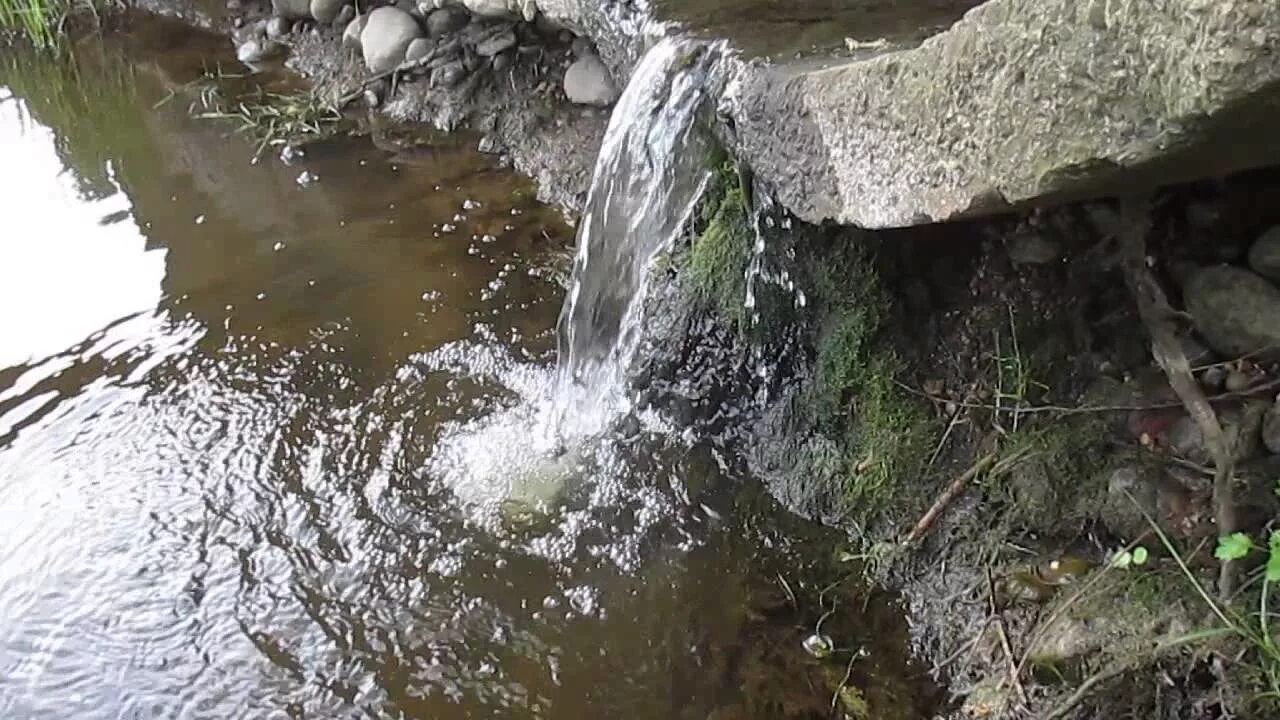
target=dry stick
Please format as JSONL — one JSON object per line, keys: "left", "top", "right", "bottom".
{"left": 1116, "top": 195, "right": 1238, "bottom": 599}
{"left": 903, "top": 452, "right": 997, "bottom": 546}
{"left": 895, "top": 377, "right": 1280, "bottom": 416}
{"left": 337, "top": 38, "right": 464, "bottom": 106}
{"left": 1040, "top": 657, "right": 1136, "bottom": 720}
{"left": 987, "top": 569, "right": 1030, "bottom": 711}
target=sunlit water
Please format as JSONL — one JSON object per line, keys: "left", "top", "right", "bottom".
{"left": 0, "top": 20, "right": 936, "bottom": 720}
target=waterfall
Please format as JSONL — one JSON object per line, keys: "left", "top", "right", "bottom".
{"left": 552, "top": 37, "right": 719, "bottom": 437}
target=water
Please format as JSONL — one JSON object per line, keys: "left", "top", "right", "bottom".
{"left": 554, "top": 38, "right": 719, "bottom": 437}
{"left": 0, "top": 19, "right": 938, "bottom": 720}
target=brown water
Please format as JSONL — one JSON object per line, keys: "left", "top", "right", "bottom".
{"left": 0, "top": 20, "right": 937, "bottom": 720}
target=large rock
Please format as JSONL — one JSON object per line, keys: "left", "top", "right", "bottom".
{"left": 564, "top": 51, "right": 619, "bottom": 106}
{"left": 361, "top": 6, "right": 424, "bottom": 73}
{"left": 1183, "top": 265, "right": 1280, "bottom": 359}
{"left": 1249, "top": 226, "right": 1280, "bottom": 283}
{"left": 271, "top": 0, "right": 310, "bottom": 19}
{"left": 730, "top": 0, "right": 1280, "bottom": 228}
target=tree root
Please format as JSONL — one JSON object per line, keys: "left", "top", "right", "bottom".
{"left": 1117, "top": 195, "right": 1238, "bottom": 599}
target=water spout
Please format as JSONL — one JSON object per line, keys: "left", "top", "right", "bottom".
{"left": 552, "top": 37, "right": 720, "bottom": 438}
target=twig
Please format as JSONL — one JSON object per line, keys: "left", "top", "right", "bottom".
{"left": 830, "top": 651, "right": 860, "bottom": 713}
{"left": 338, "top": 38, "right": 464, "bottom": 105}
{"left": 903, "top": 452, "right": 997, "bottom": 546}
{"left": 1117, "top": 195, "right": 1237, "bottom": 599}
{"left": 927, "top": 407, "right": 966, "bottom": 469}
{"left": 894, "top": 377, "right": 1280, "bottom": 416}
{"left": 930, "top": 616, "right": 994, "bottom": 675}
{"left": 1041, "top": 657, "right": 1136, "bottom": 720}
{"left": 987, "top": 569, "right": 1030, "bottom": 710}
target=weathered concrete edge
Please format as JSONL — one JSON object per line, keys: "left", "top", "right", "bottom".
{"left": 731, "top": 0, "right": 1280, "bottom": 229}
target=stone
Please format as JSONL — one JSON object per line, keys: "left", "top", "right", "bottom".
{"left": 1167, "top": 400, "right": 1269, "bottom": 466}
{"left": 309, "top": 0, "right": 344, "bottom": 24}
{"left": 431, "top": 60, "right": 467, "bottom": 88}
{"left": 730, "top": 0, "right": 1280, "bottom": 228}
{"left": 563, "top": 51, "right": 617, "bottom": 106}
{"left": 1248, "top": 226, "right": 1280, "bottom": 283}
{"left": 404, "top": 37, "right": 433, "bottom": 63}
{"left": 265, "top": 15, "right": 290, "bottom": 38}
{"left": 361, "top": 6, "right": 425, "bottom": 73}
{"left": 332, "top": 2, "right": 355, "bottom": 28}
{"left": 271, "top": 0, "right": 310, "bottom": 19}
{"left": 425, "top": 6, "right": 470, "bottom": 36}
{"left": 236, "top": 38, "right": 284, "bottom": 64}
{"left": 476, "top": 28, "right": 516, "bottom": 56}
{"left": 341, "top": 13, "right": 366, "bottom": 50}
{"left": 1184, "top": 265, "right": 1280, "bottom": 359}
{"left": 1101, "top": 466, "right": 1159, "bottom": 540}
{"left": 1264, "top": 399, "right": 1280, "bottom": 455}
{"left": 463, "top": 0, "right": 514, "bottom": 17}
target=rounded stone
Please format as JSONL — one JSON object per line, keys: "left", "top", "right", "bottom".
{"left": 404, "top": 37, "right": 433, "bottom": 63}
{"left": 1184, "top": 265, "right": 1280, "bottom": 359}
{"left": 342, "top": 12, "right": 367, "bottom": 50}
{"left": 1248, "top": 225, "right": 1280, "bottom": 283}
{"left": 476, "top": 28, "right": 516, "bottom": 57}
{"left": 265, "top": 15, "right": 290, "bottom": 38}
{"left": 563, "top": 52, "right": 618, "bottom": 107}
{"left": 361, "top": 6, "right": 425, "bottom": 73}
{"left": 332, "top": 3, "right": 355, "bottom": 27}
{"left": 309, "top": 0, "right": 344, "bottom": 23}
{"left": 425, "top": 6, "right": 470, "bottom": 36}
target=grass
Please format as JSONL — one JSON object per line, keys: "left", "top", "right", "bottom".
{"left": 0, "top": 0, "right": 106, "bottom": 48}
{"left": 165, "top": 69, "right": 344, "bottom": 159}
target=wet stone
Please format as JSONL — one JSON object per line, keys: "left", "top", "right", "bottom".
{"left": 432, "top": 60, "right": 467, "bottom": 87}
{"left": 342, "top": 13, "right": 366, "bottom": 50}
{"left": 361, "top": 6, "right": 425, "bottom": 73}
{"left": 1183, "top": 265, "right": 1280, "bottom": 359}
{"left": 404, "top": 37, "right": 433, "bottom": 63}
{"left": 563, "top": 51, "right": 618, "bottom": 106}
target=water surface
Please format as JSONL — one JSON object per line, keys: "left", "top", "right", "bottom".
{"left": 0, "top": 21, "right": 936, "bottom": 720}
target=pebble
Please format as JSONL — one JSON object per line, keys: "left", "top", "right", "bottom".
{"left": 332, "top": 3, "right": 355, "bottom": 28}
{"left": 1183, "top": 265, "right": 1280, "bottom": 359}
{"left": 563, "top": 51, "right": 619, "bottom": 106}
{"left": 309, "top": 0, "right": 344, "bottom": 24}
{"left": 404, "top": 37, "right": 433, "bottom": 63}
{"left": 361, "top": 6, "right": 424, "bottom": 73}
{"left": 266, "top": 15, "right": 290, "bottom": 38}
{"left": 342, "top": 13, "right": 367, "bottom": 50}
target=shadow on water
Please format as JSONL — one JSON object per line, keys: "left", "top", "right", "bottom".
{"left": 0, "top": 15, "right": 941, "bottom": 720}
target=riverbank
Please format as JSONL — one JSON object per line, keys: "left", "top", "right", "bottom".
{"left": 13, "top": 1, "right": 1280, "bottom": 718}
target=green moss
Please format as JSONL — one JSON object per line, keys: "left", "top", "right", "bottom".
{"left": 686, "top": 167, "right": 752, "bottom": 331}
{"left": 807, "top": 245, "right": 932, "bottom": 525}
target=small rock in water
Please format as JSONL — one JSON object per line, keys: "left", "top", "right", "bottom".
{"left": 563, "top": 51, "right": 618, "bottom": 106}
{"left": 265, "top": 15, "right": 290, "bottom": 38}
{"left": 404, "top": 37, "right": 433, "bottom": 63}
{"left": 342, "top": 13, "right": 367, "bottom": 51}
{"left": 361, "top": 6, "right": 425, "bottom": 73}
{"left": 237, "top": 38, "right": 284, "bottom": 64}
{"left": 296, "top": 170, "right": 319, "bottom": 186}
{"left": 309, "top": 0, "right": 344, "bottom": 24}
{"left": 332, "top": 2, "right": 355, "bottom": 28}
{"left": 1248, "top": 225, "right": 1280, "bottom": 283}
{"left": 1183, "top": 265, "right": 1280, "bottom": 359}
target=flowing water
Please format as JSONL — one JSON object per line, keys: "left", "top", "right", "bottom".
{"left": 0, "top": 19, "right": 939, "bottom": 720}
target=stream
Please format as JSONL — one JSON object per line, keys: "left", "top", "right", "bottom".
{"left": 0, "top": 19, "right": 937, "bottom": 720}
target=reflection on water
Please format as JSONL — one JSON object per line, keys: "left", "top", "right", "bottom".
{"left": 0, "top": 18, "right": 937, "bottom": 720}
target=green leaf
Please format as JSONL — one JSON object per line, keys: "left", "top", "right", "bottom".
{"left": 1132, "top": 546, "right": 1149, "bottom": 566}
{"left": 1267, "top": 551, "right": 1280, "bottom": 584}
{"left": 1270, "top": 531, "right": 1280, "bottom": 552}
{"left": 1215, "top": 533, "right": 1254, "bottom": 561}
